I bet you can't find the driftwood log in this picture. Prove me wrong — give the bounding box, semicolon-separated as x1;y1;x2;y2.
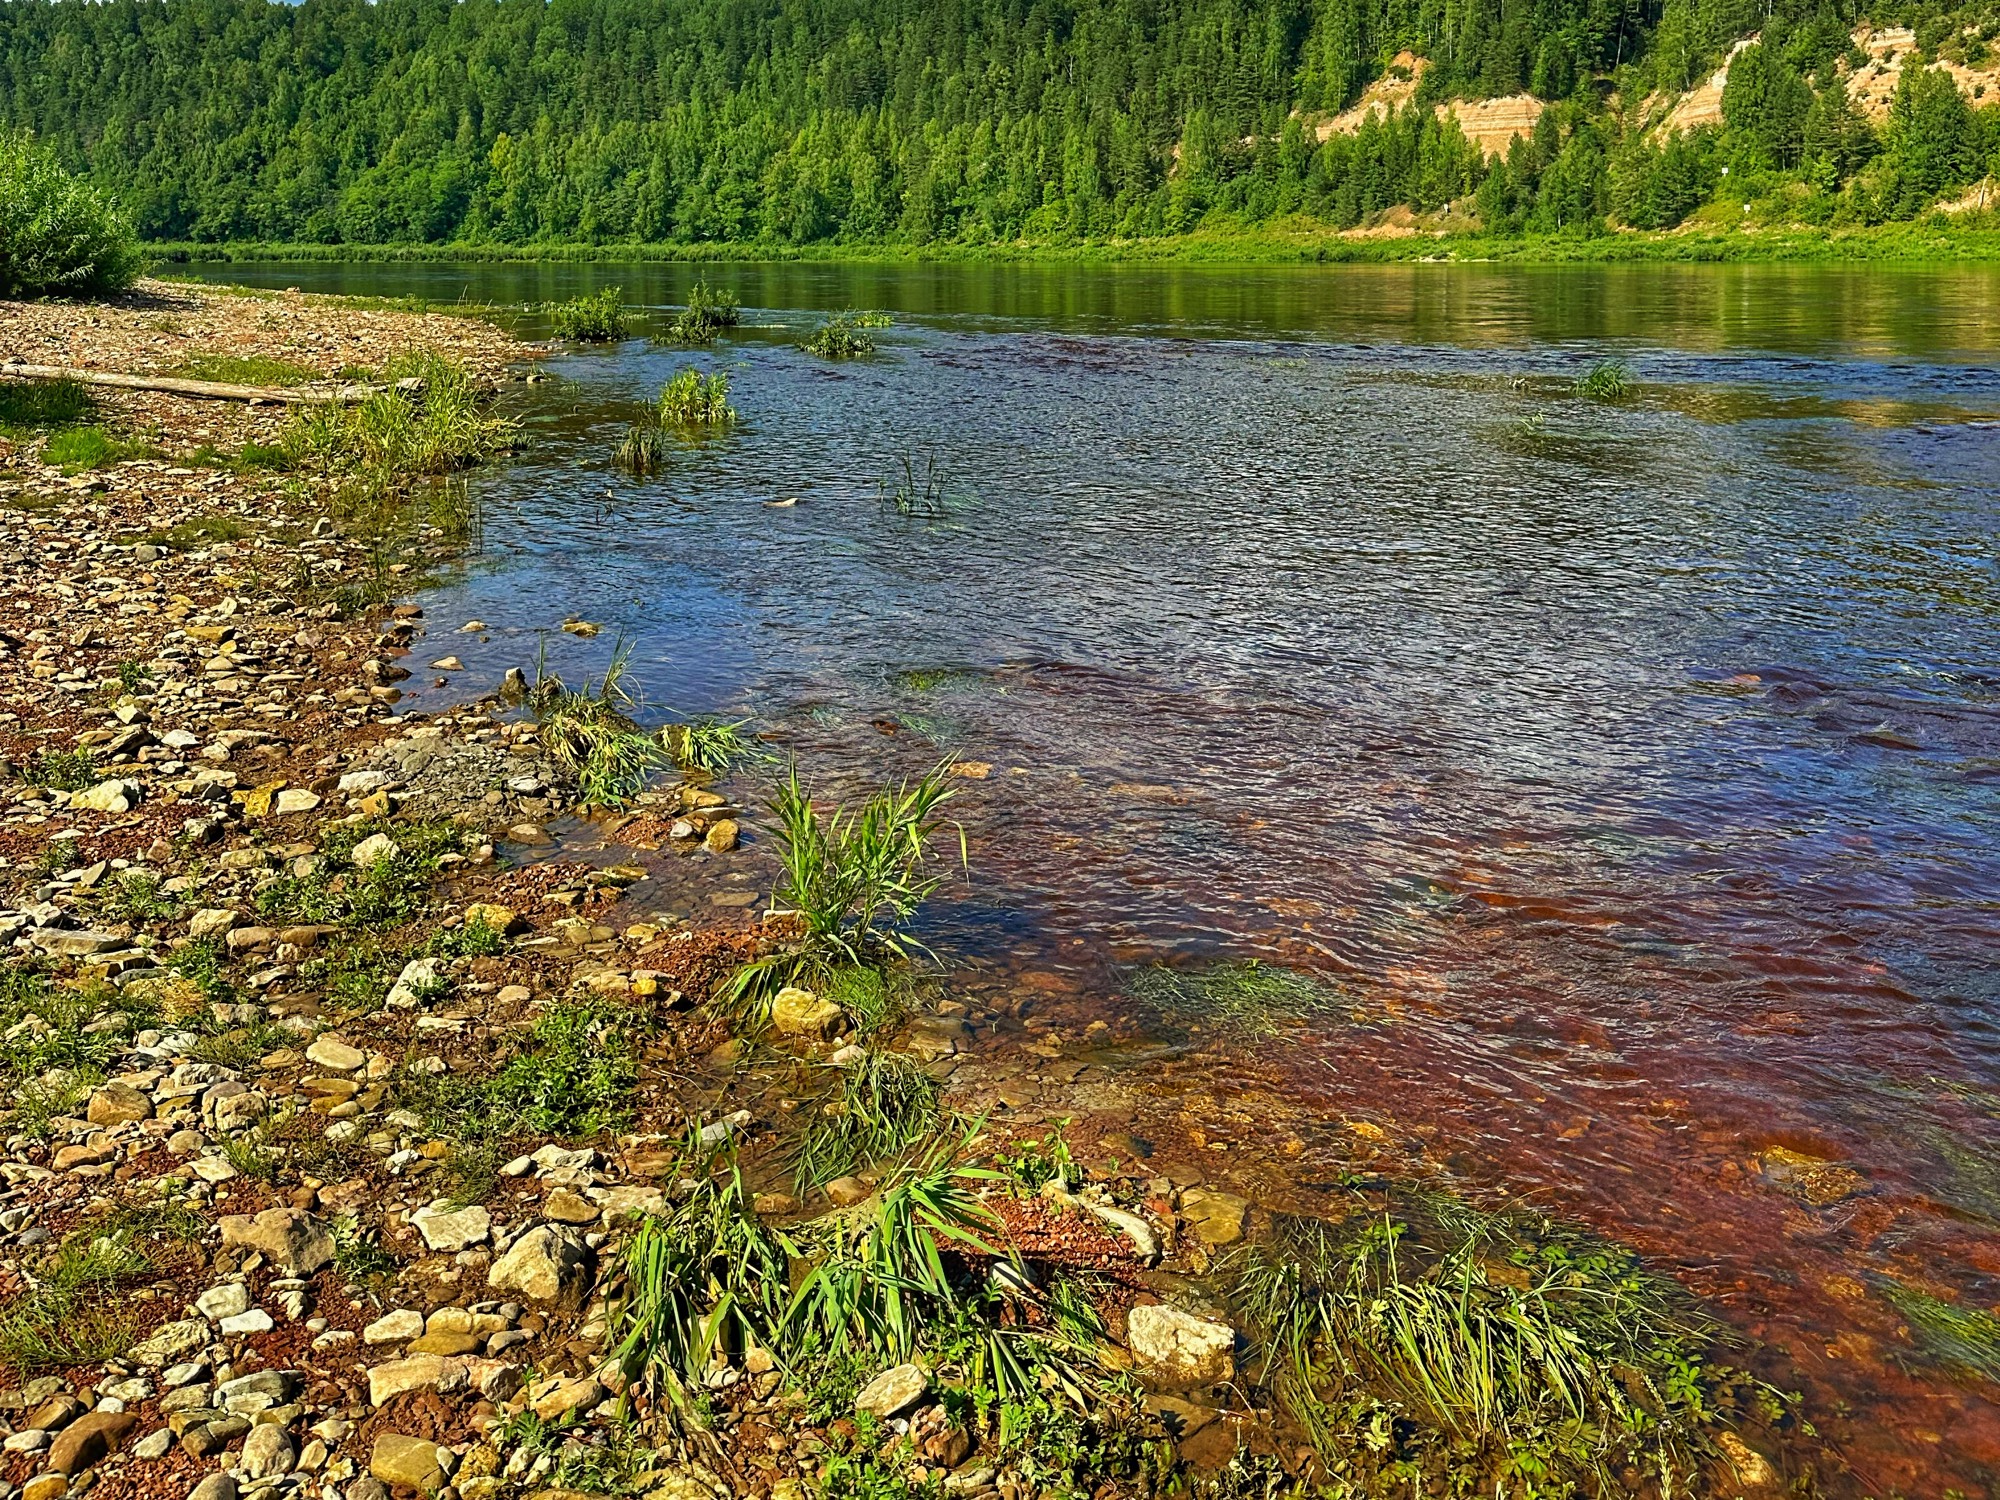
0;361;394;405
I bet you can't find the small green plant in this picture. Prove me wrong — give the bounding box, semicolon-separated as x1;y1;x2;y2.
330;1211;397;1282
525;641;671;807
21;747;97;791
548;285;630;342
100;870;181;924
881;453;950;518
426;913;506;958
997;1120;1080;1195
720;760;962;1015
114;659;152;693
1573;359;1633;400
789;1050;946;1190
257;817;467;930
661;279;742;343
659;714;754;775
0;128;142;298
404;1000;640;1141
804;310;891;358
174;353;320;387
0;377;91;432
656;367;736;428
140;514;248;551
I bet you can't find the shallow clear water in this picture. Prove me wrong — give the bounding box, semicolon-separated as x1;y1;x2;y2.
195;260;2000;1493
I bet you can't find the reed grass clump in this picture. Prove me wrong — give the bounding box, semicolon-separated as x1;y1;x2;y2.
661;279;742;343
613;421;667;475
719;759;962;1015
881;452;950;517
1573;359;1633;400
659;714;754;774
1228;1200;1741;1492
656;367;736;428
612;1141;795;1402
285;349;514;480
524;642;671;808
548;285;629;342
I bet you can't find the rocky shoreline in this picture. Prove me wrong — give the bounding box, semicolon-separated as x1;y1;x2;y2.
0;281;1803;1500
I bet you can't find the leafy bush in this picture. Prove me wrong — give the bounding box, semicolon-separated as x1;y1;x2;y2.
548;285;629;341
0;130;141;299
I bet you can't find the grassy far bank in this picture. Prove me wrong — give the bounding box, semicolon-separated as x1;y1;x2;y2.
147;216;2000;267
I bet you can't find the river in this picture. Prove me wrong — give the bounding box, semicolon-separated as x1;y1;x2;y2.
188;258;2000;1495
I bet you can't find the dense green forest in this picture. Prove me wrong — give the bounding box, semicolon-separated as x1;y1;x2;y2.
1;0;1997;247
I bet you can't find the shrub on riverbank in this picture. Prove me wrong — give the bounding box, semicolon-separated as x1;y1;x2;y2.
0;130;142;299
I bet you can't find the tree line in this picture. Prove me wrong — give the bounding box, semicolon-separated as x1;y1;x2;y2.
0;0;1995;246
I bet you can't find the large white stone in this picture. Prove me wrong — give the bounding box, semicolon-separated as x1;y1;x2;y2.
1125;1303;1235;1387
411;1202;490;1253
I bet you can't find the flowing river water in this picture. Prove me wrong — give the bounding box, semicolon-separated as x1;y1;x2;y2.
192;260;2000;1495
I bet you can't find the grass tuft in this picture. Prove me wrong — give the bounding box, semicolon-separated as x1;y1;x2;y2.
789;1049;946;1190
284;349;514;480
1228;1198;1740;1491
174;352;320;386
659;714;754;775
524;641;671;808
1572;359;1634;400
719;759;962;1017
613;421;667;475
0;377;92;432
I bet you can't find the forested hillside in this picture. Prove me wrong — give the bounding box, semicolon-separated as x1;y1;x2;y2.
1;0;1997;246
